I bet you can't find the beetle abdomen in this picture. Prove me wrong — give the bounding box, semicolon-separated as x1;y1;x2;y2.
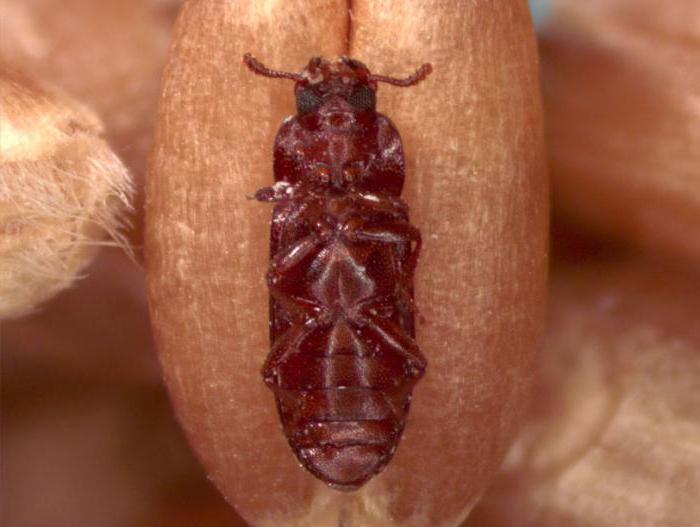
272;338;423;489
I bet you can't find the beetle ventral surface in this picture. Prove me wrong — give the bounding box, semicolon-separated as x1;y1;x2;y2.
245;54;431;490
146;1;546;526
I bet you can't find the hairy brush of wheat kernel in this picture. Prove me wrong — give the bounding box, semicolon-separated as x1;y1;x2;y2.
0;68;133;318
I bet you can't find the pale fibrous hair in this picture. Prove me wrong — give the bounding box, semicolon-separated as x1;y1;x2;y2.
0;70;133;318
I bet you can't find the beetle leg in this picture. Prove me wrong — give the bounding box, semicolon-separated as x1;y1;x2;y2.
353;191;408;218
252;186;288;202
269;234;320;274
343;219;422;321
343;219;422;277
262;324;311;385
349;294;396;321
252;181;311;202
270;289;327;327
361;316;426;376
267;235;330;325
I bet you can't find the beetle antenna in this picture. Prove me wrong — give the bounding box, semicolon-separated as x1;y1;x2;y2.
370;63;433;87
243;53;304;81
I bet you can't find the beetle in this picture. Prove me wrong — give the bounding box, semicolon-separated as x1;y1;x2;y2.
243;53;431;490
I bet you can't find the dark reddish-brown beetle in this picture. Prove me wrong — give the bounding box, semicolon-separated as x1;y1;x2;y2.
243;54;431;490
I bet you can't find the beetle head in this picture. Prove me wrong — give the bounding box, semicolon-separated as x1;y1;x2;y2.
243;54;432;125
293;57;377;122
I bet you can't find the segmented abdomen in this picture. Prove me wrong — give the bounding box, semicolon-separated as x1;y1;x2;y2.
264;199;424;489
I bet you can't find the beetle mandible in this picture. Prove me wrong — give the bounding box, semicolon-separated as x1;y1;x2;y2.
243;53;431;490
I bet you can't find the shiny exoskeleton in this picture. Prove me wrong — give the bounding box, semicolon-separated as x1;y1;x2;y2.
244;54;431;490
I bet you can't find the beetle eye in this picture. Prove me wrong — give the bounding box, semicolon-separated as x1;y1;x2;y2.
296;88;323;114
348;85;376;111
